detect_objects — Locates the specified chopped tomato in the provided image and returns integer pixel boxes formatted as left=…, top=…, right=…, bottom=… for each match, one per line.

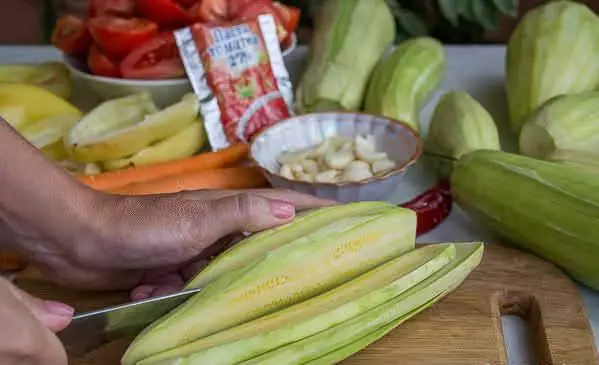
left=87, top=0, right=137, bottom=18
left=272, top=2, right=301, bottom=34
left=120, top=33, right=185, bottom=79
left=88, top=17, right=158, bottom=60
left=137, top=0, right=192, bottom=27
left=188, top=0, right=228, bottom=23
left=88, top=46, right=121, bottom=77
left=237, top=0, right=288, bottom=43
left=51, top=15, right=92, bottom=56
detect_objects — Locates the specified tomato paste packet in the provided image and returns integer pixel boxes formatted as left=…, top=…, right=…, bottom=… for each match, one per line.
left=174, top=14, right=293, bottom=150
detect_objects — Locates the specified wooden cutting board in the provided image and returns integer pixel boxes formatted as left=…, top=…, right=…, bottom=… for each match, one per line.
left=13, top=244, right=599, bottom=365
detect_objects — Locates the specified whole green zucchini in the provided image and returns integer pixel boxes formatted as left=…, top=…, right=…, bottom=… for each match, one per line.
left=451, top=150, right=599, bottom=290
left=364, top=36, right=446, bottom=132
left=295, top=0, right=395, bottom=113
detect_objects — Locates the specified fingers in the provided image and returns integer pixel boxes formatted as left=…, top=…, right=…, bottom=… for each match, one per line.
left=0, top=278, right=69, bottom=365
left=36, top=258, right=143, bottom=291
left=131, top=266, right=187, bottom=300
left=131, top=232, right=244, bottom=300
left=209, top=193, right=296, bottom=233
left=5, top=281, right=73, bottom=333
left=182, top=189, right=337, bottom=210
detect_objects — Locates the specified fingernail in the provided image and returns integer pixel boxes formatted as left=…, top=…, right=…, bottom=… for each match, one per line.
left=44, top=301, right=74, bottom=317
left=271, top=200, right=295, bottom=219
left=131, top=286, right=155, bottom=301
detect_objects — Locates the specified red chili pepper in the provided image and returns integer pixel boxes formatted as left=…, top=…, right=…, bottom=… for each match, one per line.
left=400, top=180, right=452, bottom=236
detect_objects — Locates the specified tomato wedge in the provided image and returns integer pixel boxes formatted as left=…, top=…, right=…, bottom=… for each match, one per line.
left=88, top=46, right=121, bottom=77
left=88, top=17, right=158, bottom=60
left=188, top=0, right=229, bottom=23
left=51, top=15, right=92, bottom=56
left=237, top=0, right=288, bottom=43
left=87, top=0, right=137, bottom=18
left=120, top=33, right=186, bottom=79
left=272, top=2, right=301, bottom=34
left=138, top=0, right=192, bottom=27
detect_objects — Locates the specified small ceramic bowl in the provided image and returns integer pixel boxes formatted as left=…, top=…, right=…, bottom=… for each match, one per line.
left=250, top=112, right=423, bottom=203
left=63, top=54, right=193, bottom=108
left=62, top=34, right=297, bottom=108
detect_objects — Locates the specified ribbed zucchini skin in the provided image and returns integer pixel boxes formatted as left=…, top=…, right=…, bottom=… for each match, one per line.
left=296, top=0, right=395, bottom=113
left=451, top=150, right=599, bottom=290
left=122, top=208, right=416, bottom=365
left=506, top=0, right=599, bottom=132
left=364, top=36, right=446, bottom=132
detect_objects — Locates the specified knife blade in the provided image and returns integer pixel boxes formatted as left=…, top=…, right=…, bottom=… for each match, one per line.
left=57, top=287, right=202, bottom=357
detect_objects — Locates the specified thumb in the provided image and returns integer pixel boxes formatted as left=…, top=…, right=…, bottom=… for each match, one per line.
left=8, top=284, right=73, bottom=333
left=204, top=193, right=296, bottom=241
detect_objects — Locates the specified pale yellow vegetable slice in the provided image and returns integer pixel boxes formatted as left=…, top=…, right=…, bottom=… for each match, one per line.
left=0, top=62, right=72, bottom=99
left=122, top=208, right=416, bottom=364
left=66, top=92, right=198, bottom=163
left=20, top=114, right=80, bottom=149
left=0, top=83, right=81, bottom=128
left=41, top=140, right=69, bottom=162
left=102, top=121, right=205, bottom=170
left=0, top=106, right=26, bottom=130
left=185, top=201, right=397, bottom=289
left=137, top=244, right=455, bottom=365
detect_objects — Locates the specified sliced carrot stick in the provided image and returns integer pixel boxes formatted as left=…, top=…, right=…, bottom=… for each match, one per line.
left=78, top=143, right=249, bottom=191
left=0, top=249, right=28, bottom=272
left=110, top=166, right=269, bottom=196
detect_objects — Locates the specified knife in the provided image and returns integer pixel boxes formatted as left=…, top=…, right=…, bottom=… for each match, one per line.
left=57, top=287, right=203, bottom=357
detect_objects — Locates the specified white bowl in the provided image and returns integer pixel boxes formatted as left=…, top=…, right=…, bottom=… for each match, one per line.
left=63, top=54, right=193, bottom=108
left=250, top=112, right=423, bottom=203
left=62, top=34, right=297, bottom=109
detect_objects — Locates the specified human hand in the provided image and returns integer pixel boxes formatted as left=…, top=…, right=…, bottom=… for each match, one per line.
left=0, top=277, right=72, bottom=365
left=5, top=187, right=333, bottom=299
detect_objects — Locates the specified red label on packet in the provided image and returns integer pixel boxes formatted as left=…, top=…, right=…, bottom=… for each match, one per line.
left=174, top=14, right=293, bottom=150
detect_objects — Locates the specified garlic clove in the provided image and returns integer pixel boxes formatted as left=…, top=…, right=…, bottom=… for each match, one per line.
left=300, top=159, right=319, bottom=175
left=328, top=136, right=350, bottom=150
left=290, top=163, right=304, bottom=176
left=354, top=134, right=389, bottom=163
left=315, top=170, right=340, bottom=183
left=342, top=162, right=373, bottom=183
left=339, top=141, right=353, bottom=153
left=355, top=142, right=388, bottom=163
left=346, top=160, right=370, bottom=170
left=306, top=140, right=331, bottom=158
left=277, top=147, right=311, bottom=165
left=372, top=159, right=396, bottom=174
left=298, top=173, right=315, bottom=183
left=279, top=164, right=294, bottom=179
left=324, top=150, right=354, bottom=170
left=354, top=134, right=376, bottom=151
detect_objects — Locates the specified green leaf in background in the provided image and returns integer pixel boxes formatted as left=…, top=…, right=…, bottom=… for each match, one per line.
left=461, top=0, right=477, bottom=22
left=395, top=31, right=411, bottom=44
left=394, top=7, right=429, bottom=36
left=472, top=0, right=501, bottom=29
left=491, top=0, right=518, bottom=17
left=438, top=0, right=467, bottom=27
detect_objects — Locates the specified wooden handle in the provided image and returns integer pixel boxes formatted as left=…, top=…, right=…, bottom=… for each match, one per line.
left=497, top=289, right=598, bottom=364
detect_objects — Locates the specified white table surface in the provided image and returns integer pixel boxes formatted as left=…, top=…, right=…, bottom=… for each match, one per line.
left=1, top=45, right=597, bottom=363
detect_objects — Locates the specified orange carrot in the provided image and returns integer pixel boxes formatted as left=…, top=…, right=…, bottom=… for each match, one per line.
left=0, top=249, right=28, bottom=272
left=110, top=166, right=269, bottom=195
left=78, top=143, right=249, bottom=191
